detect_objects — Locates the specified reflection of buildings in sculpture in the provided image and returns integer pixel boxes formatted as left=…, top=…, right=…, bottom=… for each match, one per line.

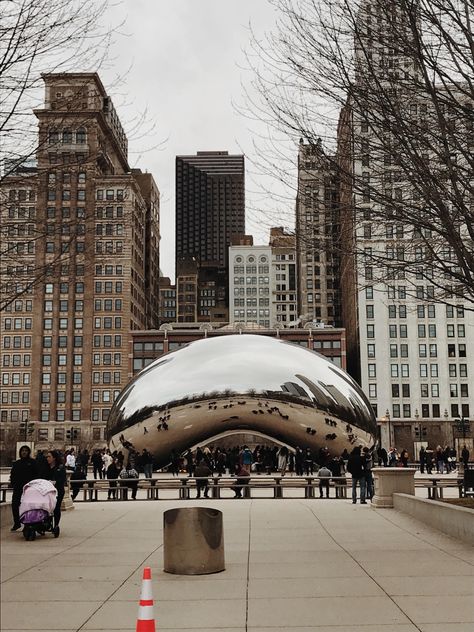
left=107, top=335, right=376, bottom=466
left=295, top=375, right=336, bottom=413
left=280, top=382, right=310, bottom=400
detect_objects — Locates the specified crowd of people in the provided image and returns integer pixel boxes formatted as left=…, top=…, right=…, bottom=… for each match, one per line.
left=9, top=441, right=471, bottom=522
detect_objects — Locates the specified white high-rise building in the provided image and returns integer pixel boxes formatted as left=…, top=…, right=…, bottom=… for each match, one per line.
left=351, top=1, right=474, bottom=452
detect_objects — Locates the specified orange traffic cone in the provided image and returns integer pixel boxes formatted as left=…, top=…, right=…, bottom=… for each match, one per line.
left=136, top=567, right=156, bottom=632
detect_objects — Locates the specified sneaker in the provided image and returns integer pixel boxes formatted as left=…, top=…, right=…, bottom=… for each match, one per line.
left=10, top=523, right=21, bottom=532
left=361, top=501, right=367, bottom=504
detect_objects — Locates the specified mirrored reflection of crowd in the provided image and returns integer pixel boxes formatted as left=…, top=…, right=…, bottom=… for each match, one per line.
left=167, top=444, right=349, bottom=479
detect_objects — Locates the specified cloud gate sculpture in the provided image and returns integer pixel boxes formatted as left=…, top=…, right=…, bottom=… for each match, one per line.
left=107, top=334, right=376, bottom=466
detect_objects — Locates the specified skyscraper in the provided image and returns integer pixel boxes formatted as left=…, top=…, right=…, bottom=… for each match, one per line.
left=0, top=73, right=160, bottom=458
left=175, top=151, right=245, bottom=322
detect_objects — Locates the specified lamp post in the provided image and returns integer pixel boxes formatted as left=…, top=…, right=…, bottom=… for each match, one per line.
left=382, top=408, right=391, bottom=451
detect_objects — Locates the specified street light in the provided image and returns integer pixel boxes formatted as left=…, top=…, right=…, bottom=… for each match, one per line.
left=383, top=408, right=391, bottom=449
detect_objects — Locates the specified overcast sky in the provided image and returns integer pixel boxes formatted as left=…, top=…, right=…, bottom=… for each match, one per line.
left=101, top=0, right=295, bottom=280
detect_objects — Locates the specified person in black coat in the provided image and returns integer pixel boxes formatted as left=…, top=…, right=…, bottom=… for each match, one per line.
left=10, top=445, right=38, bottom=531
left=45, top=450, right=66, bottom=528
left=106, top=458, right=121, bottom=499
left=347, top=446, right=367, bottom=504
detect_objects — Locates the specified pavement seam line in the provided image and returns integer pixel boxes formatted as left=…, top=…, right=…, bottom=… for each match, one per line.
left=245, top=499, right=253, bottom=632
left=371, top=507, right=474, bottom=566
left=73, top=509, right=164, bottom=631
left=303, top=501, right=424, bottom=632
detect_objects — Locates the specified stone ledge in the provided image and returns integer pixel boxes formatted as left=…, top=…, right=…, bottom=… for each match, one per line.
left=1, top=502, right=12, bottom=531
left=393, top=493, right=474, bottom=545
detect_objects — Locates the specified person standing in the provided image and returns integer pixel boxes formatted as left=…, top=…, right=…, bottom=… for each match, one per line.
left=65, top=448, right=76, bottom=472
left=185, top=449, right=194, bottom=477
left=9, top=445, right=38, bottom=531
left=277, top=446, right=288, bottom=476
left=419, top=446, right=426, bottom=474
left=106, top=457, right=121, bottom=500
left=231, top=464, right=250, bottom=498
left=461, top=445, right=470, bottom=469
left=400, top=449, right=409, bottom=468
left=363, top=447, right=374, bottom=500
left=295, top=447, right=304, bottom=476
left=141, top=449, right=153, bottom=478
left=45, top=450, right=66, bottom=529
left=240, top=445, right=253, bottom=473
left=91, top=450, right=103, bottom=479
left=347, top=446, right=367, bottom=504
left=304, top=448, right=314, bottom=475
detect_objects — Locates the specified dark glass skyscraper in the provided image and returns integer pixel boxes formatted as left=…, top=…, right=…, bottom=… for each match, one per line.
left=175, top=151, right=245, bottom=322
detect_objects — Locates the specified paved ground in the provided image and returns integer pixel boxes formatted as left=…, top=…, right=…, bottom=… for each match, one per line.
left=1, top=498, right=473, bottom=632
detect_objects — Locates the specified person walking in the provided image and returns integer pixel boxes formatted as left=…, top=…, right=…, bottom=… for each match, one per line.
left=363, top=447, right=374, bottom=500
left=9, top=445, right=38, bottom=531
left=347, top=446, right=367, bottom=504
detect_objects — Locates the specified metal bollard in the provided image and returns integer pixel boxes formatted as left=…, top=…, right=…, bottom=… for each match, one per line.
left=163, top=507, right=225, bottom=575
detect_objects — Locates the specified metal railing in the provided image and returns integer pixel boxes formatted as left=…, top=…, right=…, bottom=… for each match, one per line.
left=0, top=474, right=469, bottom=503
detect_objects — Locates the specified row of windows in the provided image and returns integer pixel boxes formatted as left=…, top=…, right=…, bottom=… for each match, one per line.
left=43, top=336, right=83, bottom=348
left=91, top=390, right=121, bottom=403
left=3, top=318, right=33, bottom=331
left=46, top=282, right=82, bottom=295
left=42, top=354, right=83, bottom=366
left=95, top=264, right=123, bottom=276
left=92, top=353, right=122, bottom=366
left=1, top=391, right=29, bottom=404
left=234, top=309, right=271, bottom=317
left=96, top=206, right=124, bottom=219
left=94, top=299, right=123, bottom=312
left=234, top=287, right=270, bottom=296
left=95, top=241, right=124, bottom=254
left=2, top=373, right=30, bottom=385
left=47, top=189, right=86, bottom=202
left=234, top=298, right=270, bottom=307
left=2, top=355, right=31, bottom=367
left=44, top=300, right=84, bottom=312
left=2, top=336, right=32, bottom=349
left=43, top=318, right=83, bottom=330
left=42, top=372, right=82, bottom=385
left=48, top=129, right=87, bottom=144
left=234, top=277, right=270, bottom=285
left=45, top=241, right=85, bottom=254
left=93, top=335, right=122, bottom=348
left=41, top=391, right=82, bottom=404
left=2, top=300, right=33, bottom=313
left=94, top=281, right=123, bottom=294
left=47, top=171, right=86, bottom=185
left=92, top=371, right=122, bottom=384
left=40, top=411, right=83, bottom=422
left=233, top=266, right=270, bottom=274
left=96, top=224, right=124, bottom=236
left=94, top=317, right=122, bottom=330
left=96, top=189, right=124, bottom=201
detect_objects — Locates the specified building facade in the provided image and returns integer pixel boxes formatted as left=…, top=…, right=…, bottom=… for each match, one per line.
left=350, top=2, right=474, bottom=453
left=295, top=140, right=342, bottom=328
left=0, top=73, right=160, bottom=460
left=175, top=151, right=245, bottom=322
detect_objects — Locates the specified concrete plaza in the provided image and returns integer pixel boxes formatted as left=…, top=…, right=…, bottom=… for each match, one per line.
left=1, top=498, right=473, bottom=632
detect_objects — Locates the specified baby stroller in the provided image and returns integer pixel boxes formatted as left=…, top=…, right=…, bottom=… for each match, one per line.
left=19, top=479, right=58, bottom=541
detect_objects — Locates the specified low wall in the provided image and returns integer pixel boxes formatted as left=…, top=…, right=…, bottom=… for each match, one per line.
left=1, top=502, right=12, bottom=531
left=393, top=493, right=474, bottom=545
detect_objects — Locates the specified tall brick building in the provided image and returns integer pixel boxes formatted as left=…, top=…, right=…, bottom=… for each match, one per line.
left=0, top=73, right=160, bottom=459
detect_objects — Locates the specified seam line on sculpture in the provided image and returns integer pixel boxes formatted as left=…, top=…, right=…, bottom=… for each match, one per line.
left=304, top=502, right=424, bottom=632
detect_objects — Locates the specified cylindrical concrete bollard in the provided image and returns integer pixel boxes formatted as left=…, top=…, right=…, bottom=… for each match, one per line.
left=163, top=507, right=225, bottom=575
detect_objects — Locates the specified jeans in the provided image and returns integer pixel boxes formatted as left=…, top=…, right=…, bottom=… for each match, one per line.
left=352, top=476, right=366, bottom=503
left=143, top=464, right=153, bottom=478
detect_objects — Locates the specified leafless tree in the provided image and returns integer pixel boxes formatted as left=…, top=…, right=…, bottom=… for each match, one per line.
left=243, top=0, right=474, bottom=307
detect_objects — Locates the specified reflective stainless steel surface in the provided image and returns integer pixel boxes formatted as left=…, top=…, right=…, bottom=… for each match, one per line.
left=107, top=334, right=376, bottom=465
left=163, top=507, right=225, bottom=575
